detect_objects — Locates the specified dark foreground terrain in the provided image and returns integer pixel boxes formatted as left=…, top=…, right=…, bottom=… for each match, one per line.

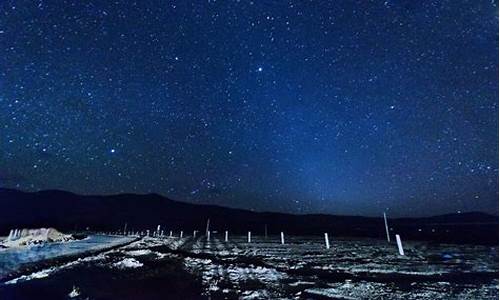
left=1, top=234, right=498, bottom=299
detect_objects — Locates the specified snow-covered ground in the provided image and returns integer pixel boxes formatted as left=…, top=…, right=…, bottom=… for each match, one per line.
left=1, top=235, right=497, bottom=299
left=175, top=235, right=499, bottom=299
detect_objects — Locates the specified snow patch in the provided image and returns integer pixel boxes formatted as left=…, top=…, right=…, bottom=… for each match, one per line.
left=68, top=286, right=81, bottom=298
left=240, top=289, right=271, bottom=299
left=125, top=249, right=153, bottom=256
left=5, top=268, right=54, bottom=284
left=113, top=258, right=143, bottom=269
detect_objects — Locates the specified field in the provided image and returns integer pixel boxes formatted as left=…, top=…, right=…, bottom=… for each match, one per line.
left=1, top=234, right=498, bottom=299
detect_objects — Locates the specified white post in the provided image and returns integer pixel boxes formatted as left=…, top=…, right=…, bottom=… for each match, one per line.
left=160, top=230, right=164, bottom=236
left=180, top=231, right=183, bottom=238
left=146, top=230, right=150, bottom=237
left=248, top=231, right=251, bottom=243
left=280, top=232, right=285, bottom=245
left=157, top=225, right=161, bottom=235
left=193, top=230, right=197, bottom=238
left=225, top=230, right=228, bottom=242
left=169, top=230, right=173, bottom=237
left=207, top=230, right=211, bottom=241
left=206, top=219, right=210, bottom=236
left=384, top=212, right=391, bottom=242
left=324, top=233, right=330, bottom=249
left=7, top=229, right=13, bottom=240
left=395, top=234, right=404, bottom=256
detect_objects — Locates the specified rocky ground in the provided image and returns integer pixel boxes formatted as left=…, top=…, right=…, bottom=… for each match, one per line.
left=0, top=234, right=497, bottom=299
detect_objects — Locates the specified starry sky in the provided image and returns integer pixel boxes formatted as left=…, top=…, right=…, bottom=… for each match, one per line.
left=0, top=0, right=498, bottom=217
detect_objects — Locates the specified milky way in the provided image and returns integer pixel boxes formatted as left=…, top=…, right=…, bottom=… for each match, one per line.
left=0, top=0, right=498, bottom=216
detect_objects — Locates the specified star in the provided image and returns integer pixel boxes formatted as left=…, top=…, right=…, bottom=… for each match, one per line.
left=0, top=0, right=495, bottom=217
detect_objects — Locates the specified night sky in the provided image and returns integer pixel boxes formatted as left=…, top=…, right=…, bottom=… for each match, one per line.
left=0, top=0, right=498, bottom=217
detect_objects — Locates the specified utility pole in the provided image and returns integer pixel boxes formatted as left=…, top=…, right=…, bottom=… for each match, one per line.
left=384, top=212, right=391, bottom=242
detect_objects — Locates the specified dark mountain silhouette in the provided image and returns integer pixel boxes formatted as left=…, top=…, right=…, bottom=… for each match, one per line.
left=0, top=189, right=497, bottom=245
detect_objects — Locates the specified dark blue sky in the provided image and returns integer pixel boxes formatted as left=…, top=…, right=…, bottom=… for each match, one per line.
left=0, top=0, right=498, bottom=216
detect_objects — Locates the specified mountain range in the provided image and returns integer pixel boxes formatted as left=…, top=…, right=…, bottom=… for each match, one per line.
left=0, top=188, right=497, bottom=245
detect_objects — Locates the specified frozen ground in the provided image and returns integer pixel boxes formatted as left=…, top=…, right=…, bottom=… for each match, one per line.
left=172, top=235, right=499, bottom=299
left=0, top=235, right=135, bottom=279
left=0, top=234, right=497, bottom=299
